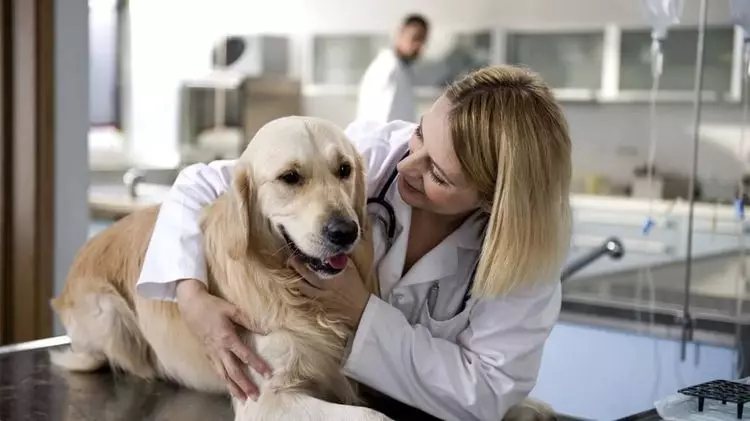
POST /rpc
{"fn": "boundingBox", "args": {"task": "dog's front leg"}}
[232,392,393,421]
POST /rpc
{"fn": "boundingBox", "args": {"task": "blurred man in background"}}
[356,14,429,124]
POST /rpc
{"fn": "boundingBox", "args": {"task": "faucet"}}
[561,237,624,282]
[123,169,145,199]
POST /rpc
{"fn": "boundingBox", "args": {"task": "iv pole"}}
[680,0,708,361]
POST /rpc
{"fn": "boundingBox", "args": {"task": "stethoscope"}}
[366,153,475,317]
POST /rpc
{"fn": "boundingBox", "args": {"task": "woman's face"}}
[397,95,482,216]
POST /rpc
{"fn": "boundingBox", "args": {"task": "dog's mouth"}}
[280,228,349,276]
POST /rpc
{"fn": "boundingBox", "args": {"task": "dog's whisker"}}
[272,244,291,256]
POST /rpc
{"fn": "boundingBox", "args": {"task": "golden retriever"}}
[50,116,556,421]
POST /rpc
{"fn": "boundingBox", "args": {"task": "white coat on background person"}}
[356,50,416,124]
[137,120,561,421]
[137,65,573,421]
[355,14,429,124]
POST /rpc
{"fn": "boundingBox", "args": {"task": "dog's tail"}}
[49,347,107,372]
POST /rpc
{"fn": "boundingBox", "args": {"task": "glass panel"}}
[619,26,734,92]
[312,35,390,85]
[412,30,494,88]
[505,32,604,90]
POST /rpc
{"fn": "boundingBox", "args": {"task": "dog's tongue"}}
[325,254,349,270]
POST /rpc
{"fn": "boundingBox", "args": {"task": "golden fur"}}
[50,116,556,421]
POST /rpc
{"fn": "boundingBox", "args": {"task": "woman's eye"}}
[415,125,423,140]
[279,170,302,185]
[338,163,352,179]
[429,170,447,186]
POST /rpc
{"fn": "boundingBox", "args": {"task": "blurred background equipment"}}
[178,35,302,163]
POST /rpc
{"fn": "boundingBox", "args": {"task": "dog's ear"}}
[226,164,256,260]
[352,153,368,230]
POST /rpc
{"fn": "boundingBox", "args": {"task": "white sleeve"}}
[136,160,237,301]
[343,119,414,196]
[342,281,562,421]
[368,71,397,124]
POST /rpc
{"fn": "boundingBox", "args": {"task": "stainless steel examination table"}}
[0,239,660,420]
[0,336,659,421]
[0,337,235,421]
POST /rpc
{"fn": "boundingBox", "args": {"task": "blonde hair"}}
[445,65,572,297]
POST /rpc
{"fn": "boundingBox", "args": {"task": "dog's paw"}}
[49,347,107,372]
[503,398,558,421]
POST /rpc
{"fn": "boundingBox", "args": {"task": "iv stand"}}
[681,0,708,361]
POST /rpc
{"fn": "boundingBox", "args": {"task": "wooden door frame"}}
[0,0,56,345]
[0,0,7,346]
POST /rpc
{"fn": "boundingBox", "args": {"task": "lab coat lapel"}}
[376,177,488,294]
[377,181,411,297]
[397,233,459,289]
[396,212,486,289]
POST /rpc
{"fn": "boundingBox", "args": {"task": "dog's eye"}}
[279,170,302,185]
[338,163,352,179]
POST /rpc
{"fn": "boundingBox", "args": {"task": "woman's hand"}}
[176,279,272,401]
[287,258,371,328]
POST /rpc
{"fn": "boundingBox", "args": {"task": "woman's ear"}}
[226,164,256,260]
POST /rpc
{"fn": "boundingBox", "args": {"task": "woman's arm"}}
[137,118,410,298]
[342,281,562,421]
[137,160,235,300]
[136,160,271,401]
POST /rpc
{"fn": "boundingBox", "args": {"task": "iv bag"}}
[642,0,684,40]
[732,0,750,39]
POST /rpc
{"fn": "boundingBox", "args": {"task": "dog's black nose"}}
[323,216,359,247]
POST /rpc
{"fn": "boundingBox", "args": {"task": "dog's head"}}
[225,116,367,278]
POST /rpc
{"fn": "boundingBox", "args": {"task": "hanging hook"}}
[737,196,746,221]
[642,217,656,235]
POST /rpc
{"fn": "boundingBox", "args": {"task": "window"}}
[619,26,734,93]
[505,32,604,90]
[311,35,390,85]
[89,0,127,128]
[88,0,129,169]
[310,31,495,89]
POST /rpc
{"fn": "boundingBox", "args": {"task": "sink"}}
[90,168,180,186]
[88,166,181,220]
[88,183,172,219]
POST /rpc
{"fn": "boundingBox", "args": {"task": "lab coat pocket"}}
[419,305,471,342]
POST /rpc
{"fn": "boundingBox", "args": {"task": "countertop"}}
[88,183,171,220]
[560,248,750,347]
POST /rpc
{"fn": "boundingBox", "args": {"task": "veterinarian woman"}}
[136,65,572,421]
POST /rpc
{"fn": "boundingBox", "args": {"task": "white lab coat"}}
[356,49,417,124]
[136,119,562,421]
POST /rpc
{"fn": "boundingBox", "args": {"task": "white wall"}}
[490,0,732,30]
[126,0,742,194]
[54,0,90,334]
